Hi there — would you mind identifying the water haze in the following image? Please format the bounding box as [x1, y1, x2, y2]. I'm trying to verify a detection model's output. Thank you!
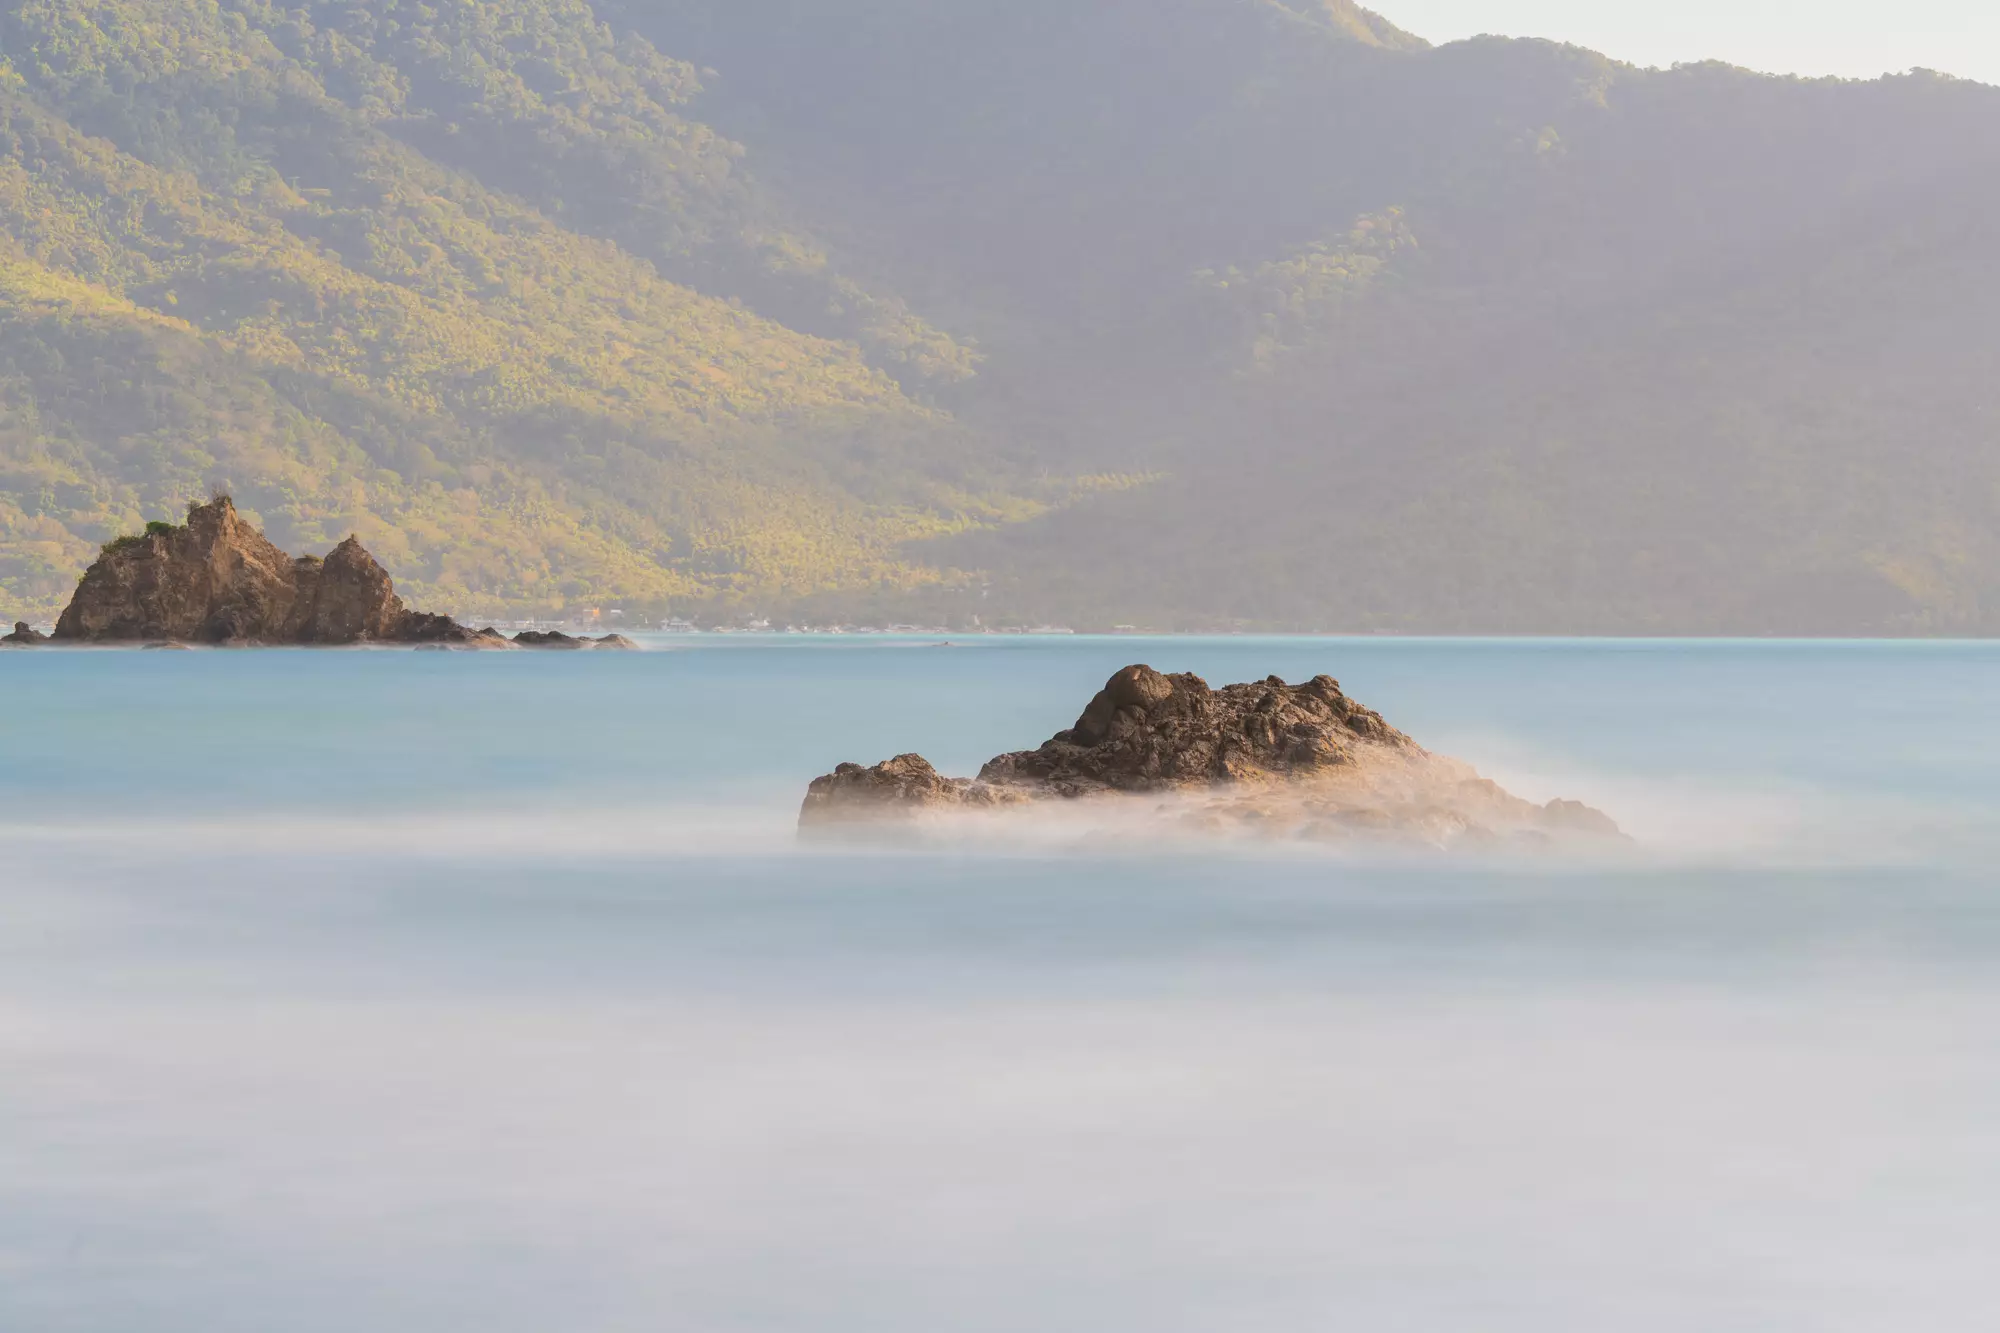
[5, 636, 2000, 1330]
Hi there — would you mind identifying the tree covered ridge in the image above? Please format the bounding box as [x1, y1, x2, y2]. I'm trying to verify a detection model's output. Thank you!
[4, 0, 2000, 631]
[1263, 0, 1426, 49]
[0, 0, 1025, 620]
[623, 0, 2000, 633]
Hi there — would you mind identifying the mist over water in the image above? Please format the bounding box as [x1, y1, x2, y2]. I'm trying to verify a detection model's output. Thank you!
[7, 637, 2000, 1331]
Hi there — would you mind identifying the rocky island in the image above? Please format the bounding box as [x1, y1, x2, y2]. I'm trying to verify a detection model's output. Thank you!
[803, 665, 1624, 849]
[8, 497, 634, 650]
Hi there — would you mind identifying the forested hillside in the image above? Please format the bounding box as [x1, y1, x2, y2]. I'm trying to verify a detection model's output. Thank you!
[628, 1, 2000, 633]
[5, 0, 1999, 631]
[0, 0, 1036, 619]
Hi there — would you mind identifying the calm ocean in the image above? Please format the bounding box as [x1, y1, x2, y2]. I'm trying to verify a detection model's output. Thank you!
[5, 636, 1999, 1331]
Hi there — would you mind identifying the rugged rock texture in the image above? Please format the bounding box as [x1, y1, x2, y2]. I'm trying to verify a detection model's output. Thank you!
[801, 754, 1030, 824]
[802, 665, 1625, 849]
[978, 666, 1410, 795]
[3, 620, 48, 644]
[52, 498, 508, 647]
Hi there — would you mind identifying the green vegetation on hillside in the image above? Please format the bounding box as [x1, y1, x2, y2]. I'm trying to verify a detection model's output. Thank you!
[0, 0, 1027, 620]
[623, 1, 2000, 633]
[5, 0, 1999, 633]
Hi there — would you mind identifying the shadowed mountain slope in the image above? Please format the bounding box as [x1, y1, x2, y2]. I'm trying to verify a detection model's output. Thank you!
[622, 2, 2000, 632]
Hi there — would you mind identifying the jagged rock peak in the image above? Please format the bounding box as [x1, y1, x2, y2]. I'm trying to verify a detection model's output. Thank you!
[51, 497, 504, 648]
[979, 663, 1416, 795]
[802, 664, 1625, 849]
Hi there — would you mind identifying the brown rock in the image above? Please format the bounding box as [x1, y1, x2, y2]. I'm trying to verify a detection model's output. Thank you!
[397, 614, 513, 648]
[801, 664, 1626, 848]
[799, 754, 1025, 826]
[289, 537, 406, 643]
[514, 630, 588, 649]
[1538, 798, 1625, 837]
[56, 499, 299, 643]
[513, 630, 639, 650]
[2, 621, 48, 645]
[51, 498, 492, 647]
[979, 666, 1405, 795]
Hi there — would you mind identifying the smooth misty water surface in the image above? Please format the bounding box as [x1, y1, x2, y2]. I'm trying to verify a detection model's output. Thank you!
[6, 636, 2000, 1331]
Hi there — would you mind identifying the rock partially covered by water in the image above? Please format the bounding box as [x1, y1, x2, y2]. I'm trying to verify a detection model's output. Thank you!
[52, 498, 509, 648]
[514, 630, 640, 650]
[801, 664, 1624, 848]
[802, 754, 1030, 824]
[2, 621, 48, 645]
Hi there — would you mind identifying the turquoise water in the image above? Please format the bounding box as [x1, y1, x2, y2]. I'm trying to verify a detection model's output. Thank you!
[5, 637, 2000, 1330]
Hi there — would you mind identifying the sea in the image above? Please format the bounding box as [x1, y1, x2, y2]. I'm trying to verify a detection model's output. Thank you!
[4, 635, 1999, 1331]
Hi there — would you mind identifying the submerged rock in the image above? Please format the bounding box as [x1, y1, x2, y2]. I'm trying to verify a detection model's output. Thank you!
[2, 621, 48, 645]
[801, 664, 1625, 848]
[51, 498, 509, 648]
[513, 630, 639, 650]
[515, 630, 587, 649]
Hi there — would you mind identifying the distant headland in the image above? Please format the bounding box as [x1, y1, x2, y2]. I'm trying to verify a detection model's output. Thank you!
[3, 497, 633, 651]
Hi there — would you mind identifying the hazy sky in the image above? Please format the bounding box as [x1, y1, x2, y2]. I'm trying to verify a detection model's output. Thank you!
[1382, 0, 2000, 86]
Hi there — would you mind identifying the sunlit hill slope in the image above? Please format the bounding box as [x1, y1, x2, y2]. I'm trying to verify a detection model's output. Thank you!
[0, 0, 1042, 620]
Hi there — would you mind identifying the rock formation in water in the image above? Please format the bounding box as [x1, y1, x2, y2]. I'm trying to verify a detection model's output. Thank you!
[3, 620, 49, 644]
[803, 753, 1032, 822]
[801, 664, 1624, 848]
[52, 497, 510, 647]
[513, 630, 640, 650]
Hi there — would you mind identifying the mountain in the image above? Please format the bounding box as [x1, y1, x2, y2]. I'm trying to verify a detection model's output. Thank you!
[3, 1, 1998, 632]
[623, 1, 2000, 633]
[0, 0, 1045, 620]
